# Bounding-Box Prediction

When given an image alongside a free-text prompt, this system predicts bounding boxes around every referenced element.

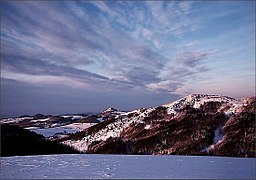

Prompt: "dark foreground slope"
[1,124,79,156]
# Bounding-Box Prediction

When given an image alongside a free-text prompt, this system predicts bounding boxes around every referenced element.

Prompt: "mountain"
[0,113,100,144]
[0,113,95,129]
[61,94,255,157]
[1,94,254,157]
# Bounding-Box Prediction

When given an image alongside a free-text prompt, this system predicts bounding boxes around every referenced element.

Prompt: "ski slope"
[1,154,255,179]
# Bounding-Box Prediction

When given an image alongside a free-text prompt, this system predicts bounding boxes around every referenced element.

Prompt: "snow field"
[1,154,255,179]
[29,123,97,138]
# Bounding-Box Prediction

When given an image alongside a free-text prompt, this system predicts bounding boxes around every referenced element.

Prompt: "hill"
[62,94,255,157]
[1,124,79,156]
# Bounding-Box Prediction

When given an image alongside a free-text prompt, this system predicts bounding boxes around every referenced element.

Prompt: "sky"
[1,1,255,117]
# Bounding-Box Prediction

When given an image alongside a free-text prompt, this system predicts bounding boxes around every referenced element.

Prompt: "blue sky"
[1,1,255,117]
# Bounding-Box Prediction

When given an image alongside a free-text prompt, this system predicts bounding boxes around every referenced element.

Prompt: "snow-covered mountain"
[1,94,255,157]
[61,94,255,157]
[0,113,100,139]
[102,107,118,113]
[162,94,242,115]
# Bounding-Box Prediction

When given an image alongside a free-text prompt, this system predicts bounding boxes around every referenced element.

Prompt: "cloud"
[1,52,132,91]
[1,1,254,117]
[1,1,214,95]
[145,49,215,93]
[3,72,89,89]
[125,66,160,85]
[146,80,182,93]
[144,1,197,37]
[1,54,108,80]
[178,1,194,14]
[178,51,208,67]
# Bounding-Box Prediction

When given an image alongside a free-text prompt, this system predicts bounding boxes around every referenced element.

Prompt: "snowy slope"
[162,94,243,115]
[63,94,248,153]
[28,123,97,138]
[1,114,87,127]
[63,107,155,151]
[1,114,99,138]
[1,116,33,124]
[1,154,255,179]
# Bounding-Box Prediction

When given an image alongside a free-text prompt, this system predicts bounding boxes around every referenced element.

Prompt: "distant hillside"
[62,94,255,157]
[1,124,79,157]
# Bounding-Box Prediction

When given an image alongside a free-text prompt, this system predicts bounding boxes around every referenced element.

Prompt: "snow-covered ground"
[63,123,97,131]
[201,126,225,153]
[29,127,77,138]
[30,118,50,123]
[28,123,97,138]
[213,126,224,144]
[0,154,255,179]
[0,116,33,124]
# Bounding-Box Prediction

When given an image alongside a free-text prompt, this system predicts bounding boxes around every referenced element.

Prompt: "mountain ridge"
[61,94,255,157]
[1,94,254,157]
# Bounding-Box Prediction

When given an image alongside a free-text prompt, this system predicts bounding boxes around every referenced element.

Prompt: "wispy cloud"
[145,48,216,93]
[1,0,254,104]
[178,50,216,68]
[0,1,217,94]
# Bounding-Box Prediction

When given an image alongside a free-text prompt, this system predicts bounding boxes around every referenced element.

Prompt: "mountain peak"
[102,107,118,113]
[162,94,241,115]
